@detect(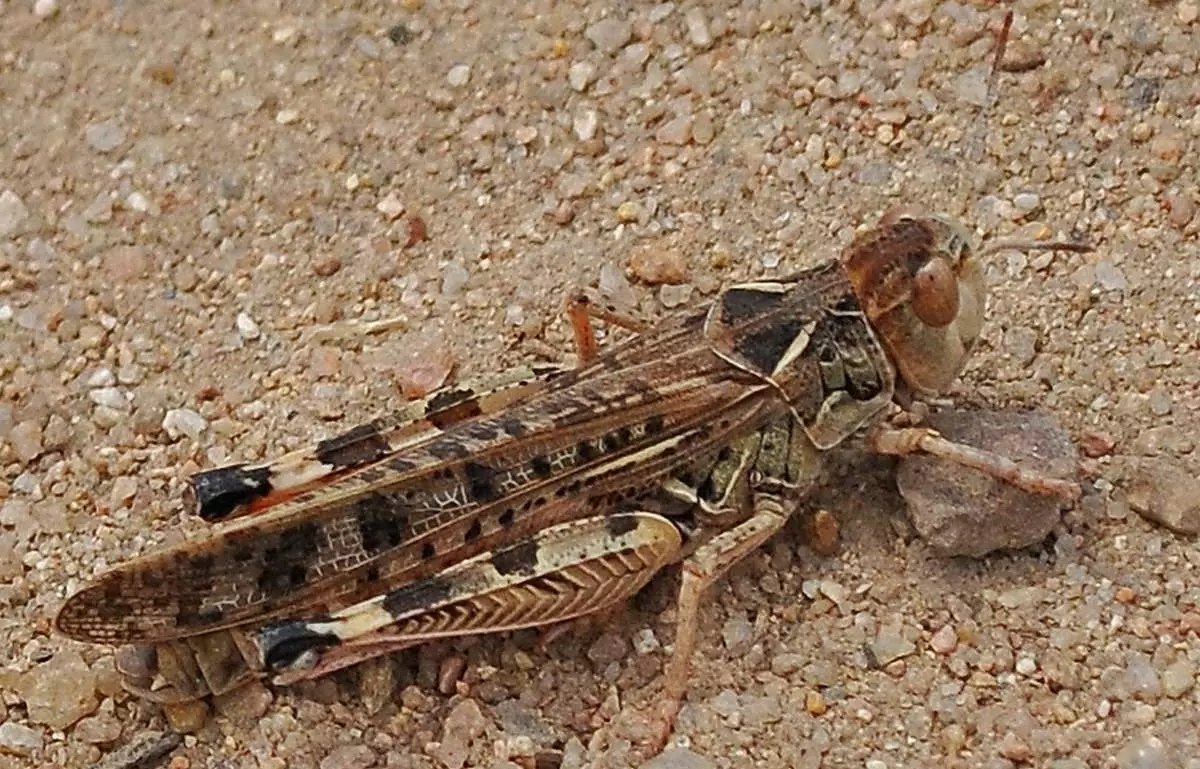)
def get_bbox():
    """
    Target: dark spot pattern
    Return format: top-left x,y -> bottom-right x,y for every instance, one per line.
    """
499,416 -> 528,437
382,575 -> 454,617
492,539 -> 540,576
734,317 -> 809,375
605,514 -> 639,537
260,622 -> 340,670
421,542 -> 436,560
498,509 -> 516,527
256,523 -> 323,599
315,422 -> 391,469
720,286 -> 786,325
530,456 -> 552,477
355,494 -> 409,555
463,462 -> 500,502
465,519 -> 483,541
